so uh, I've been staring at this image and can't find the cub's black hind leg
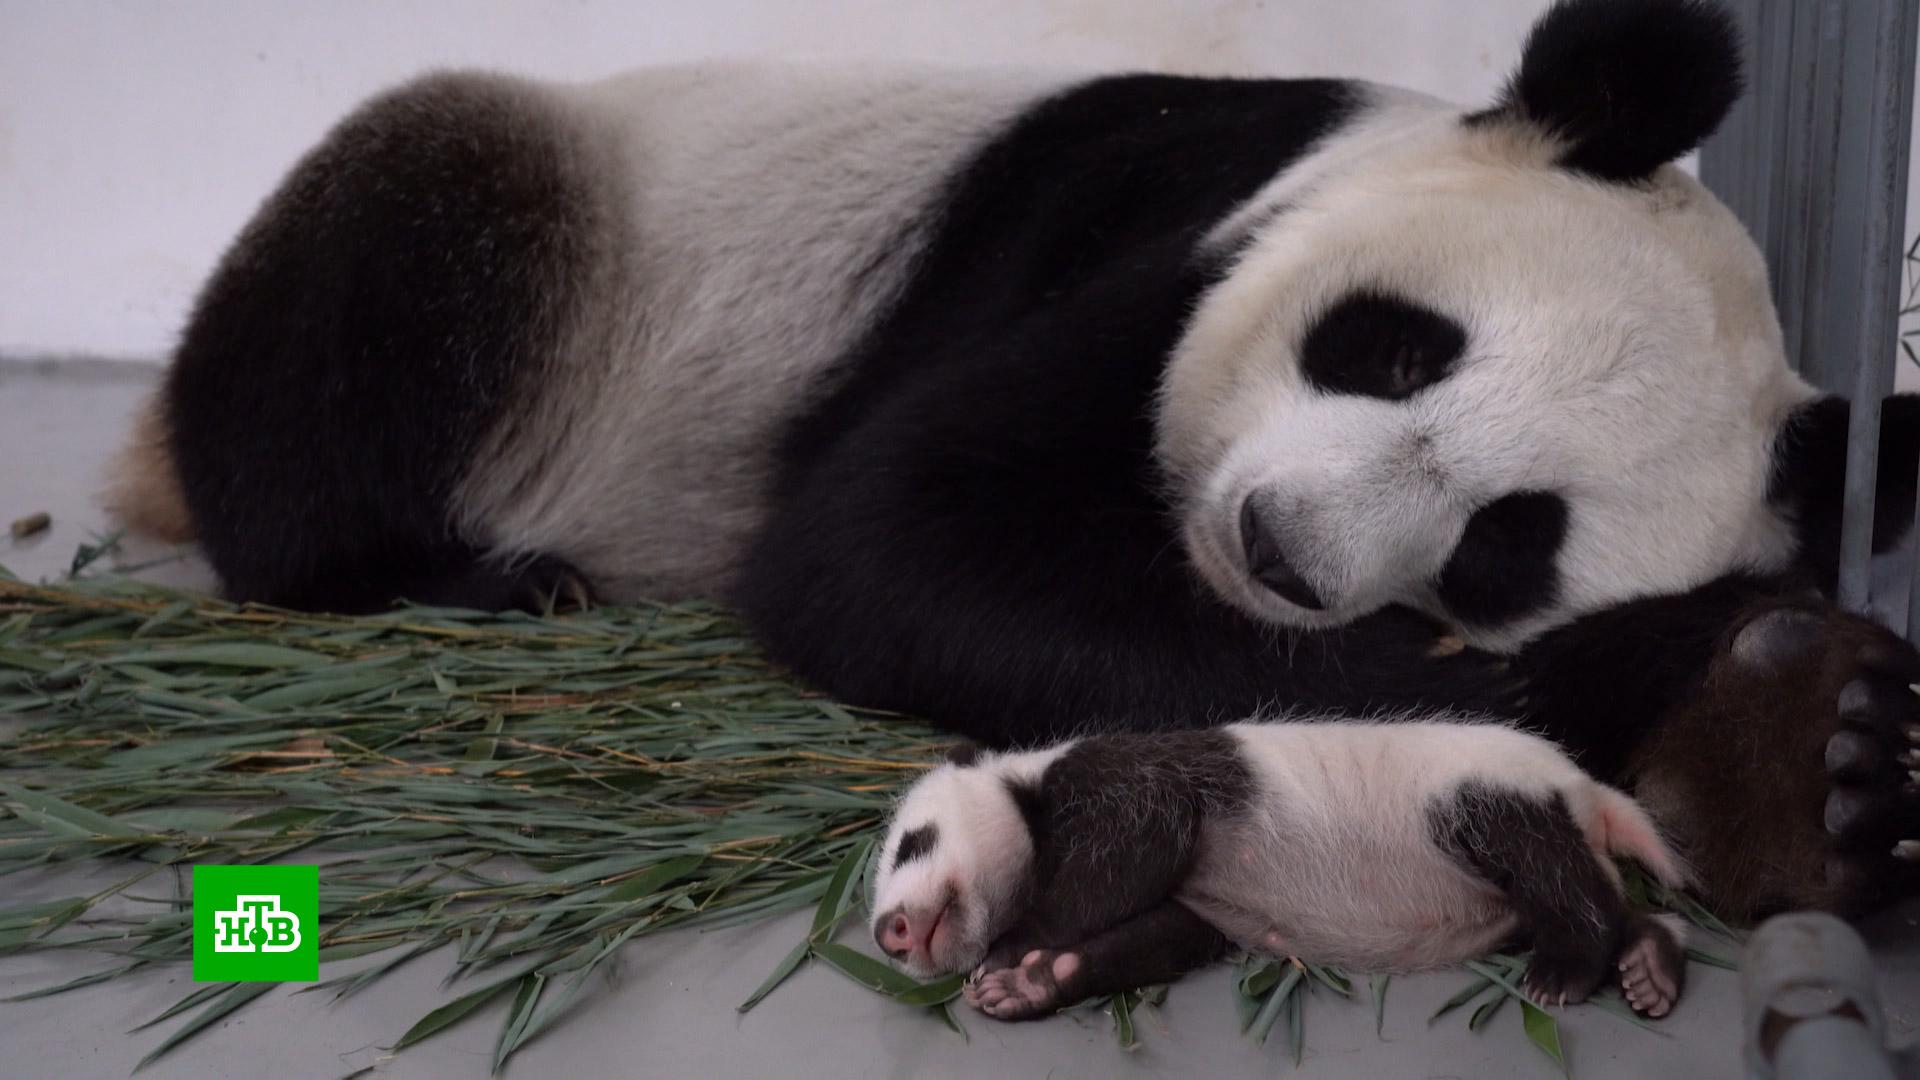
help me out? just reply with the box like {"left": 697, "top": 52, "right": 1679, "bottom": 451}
{"left": 1431, "top": 784, "right": 1629, "bottom": 1007}
{"left": 164, "top": 72, "right": 599, "bottom": 614}
{"left": 965, "top": 900, "right": 1227, "bottom": 1021}
{"left": 1617, "top": 914, "right": 1686, "bottom": 1018}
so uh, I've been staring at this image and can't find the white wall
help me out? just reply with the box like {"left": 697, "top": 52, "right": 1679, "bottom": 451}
{"left": 8, "top": 0, "right": 1912, "bottom": 378}
{"left": 0, "top": 0, "right": 1551, "bottom": 360}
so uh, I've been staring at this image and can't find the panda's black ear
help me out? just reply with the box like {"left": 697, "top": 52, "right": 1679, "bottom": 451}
{"left": 945, "top": 740, "right": 984, "bottom": 767}
{"left": 1490, "top": 0, "right": 1743, "bottom": 182}
{"left": 1768, "top": 394, "right": 1920, "bottom": 590}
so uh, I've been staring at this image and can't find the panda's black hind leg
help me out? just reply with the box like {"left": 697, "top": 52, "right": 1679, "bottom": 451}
{"left": 1430, "top": 783, "right": 1629, "bottom": 1008}
{"left": 162, "top": 72, "right": 598, "bottom": 616}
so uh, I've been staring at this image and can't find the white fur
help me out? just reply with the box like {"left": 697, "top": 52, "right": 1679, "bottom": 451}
{"left": 453, "top": 63, "right": 1072, "bottom": 600}
{"left": 1185, "top": 720, "right": 1683, "bottom": 971}
{"left": 1161, "top": 87, "right": 1814, "bottom": 650}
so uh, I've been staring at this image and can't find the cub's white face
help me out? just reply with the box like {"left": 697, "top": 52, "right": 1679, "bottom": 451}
{"left": 868, "top": 757, "right": 1036, "bottom": 979}
{"left": 1160, "top": 98, "right": 1813, "bottom": 651}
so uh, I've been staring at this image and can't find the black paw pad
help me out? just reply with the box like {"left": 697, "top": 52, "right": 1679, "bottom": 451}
{"left": 1729, "top": 608, "right": 1826, "bottom": 672}
{"left": 1823, "top": 676, "right": 1920, "bottom": 853}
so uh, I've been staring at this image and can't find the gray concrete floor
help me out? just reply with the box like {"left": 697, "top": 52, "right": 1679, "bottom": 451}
{"left": 2, "top": 358, "right": 1918, "bottom": 1080}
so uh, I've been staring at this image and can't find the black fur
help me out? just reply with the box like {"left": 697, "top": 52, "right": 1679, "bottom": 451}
{"left": 992, "top": 730, "right": 1251, "bottom": 958}
{"left": 969, "top": 900, "right": 1226, "bottom": 1021}
{"left": 164, "top": 73, "right": 598, "bottom": 613}
{"left": 738, "top": 76, "right": 1535, "bottom": 745}
{"left": 892, "top": 823, "right": 938, "bottom": 869}
{"left": 1768, "top": 394, "right": 1920, "bottom": 593}
{"left": 1299, "top": 291, "right": 1468, "bottom": 400}
{"left": 1488, "top": 0, "right": 1743, "bottom": 182}
{"left": 1434, "top": 491, "right": 1568, "bottom": 628}
{"left": 1429, "top": 784, "right": 1632, "bottom": 1004}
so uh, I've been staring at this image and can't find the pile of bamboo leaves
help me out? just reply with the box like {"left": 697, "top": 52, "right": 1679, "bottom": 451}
{"left": 0, "top": 567, "right": 1732, "bottom": 1075}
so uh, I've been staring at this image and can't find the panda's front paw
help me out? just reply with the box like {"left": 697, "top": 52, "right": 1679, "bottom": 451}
{"left": 1638, "top": 601, "right": 1920, "bottom": 917}
{"left": 1821, "top": 666, "right": 1920, "bottom": 898}
{"left": 964, "top": 949, "right": 1081, "bottom": 1021}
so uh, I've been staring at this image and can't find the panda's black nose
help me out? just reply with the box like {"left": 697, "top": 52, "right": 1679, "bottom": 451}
{"left": 1240, "top": 496, "right": 1325, "bottom": 611}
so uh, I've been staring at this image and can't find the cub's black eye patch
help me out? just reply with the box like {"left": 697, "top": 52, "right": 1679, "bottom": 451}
{"left": 1436, "top": 491, "right": 1567, "bottom": 626}
{"left": 1300, "top": 291, "right": 1468, "bottom": 400}
{"left": 892, "top": 823, "right": 938, "bottom": 869}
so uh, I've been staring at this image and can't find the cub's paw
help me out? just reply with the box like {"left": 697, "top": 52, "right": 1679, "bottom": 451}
{"left": 964, "top": 949, "right": 1081, "bottom": 1021}
{"left": 1522, "top": 947, "right": 1609, "bottom": 1009}
{"left": 1617, "top": 915, "right": 1686, "bottom": 1019}
{"left": 1642, "top": 601, "right": 1920, "bottom": 916}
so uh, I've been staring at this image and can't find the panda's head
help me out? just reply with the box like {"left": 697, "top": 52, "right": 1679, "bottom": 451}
{"left": 1161, "top": 0, "right": 1814, "bottom": 651}
{"left": 869, "top": 745, "right": 1039, "bottom": 979}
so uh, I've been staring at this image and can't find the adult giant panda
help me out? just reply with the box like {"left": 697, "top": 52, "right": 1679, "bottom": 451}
{"left": 112, "top": 0, "right": 1920, "bottom": 918}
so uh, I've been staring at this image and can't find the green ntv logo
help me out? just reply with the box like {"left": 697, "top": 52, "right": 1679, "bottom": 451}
{"left": 192, "top": 865, "right": 318, "bottom": 982}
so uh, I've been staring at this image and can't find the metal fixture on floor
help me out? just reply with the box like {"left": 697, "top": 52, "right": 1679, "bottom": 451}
{"left": 1742, "top": 913, "right": 1916, "bottom": 1079}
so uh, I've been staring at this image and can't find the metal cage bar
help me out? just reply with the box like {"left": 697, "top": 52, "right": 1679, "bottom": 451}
{"left": 1699, "top": 0, "right": 1918, "bottom": 632}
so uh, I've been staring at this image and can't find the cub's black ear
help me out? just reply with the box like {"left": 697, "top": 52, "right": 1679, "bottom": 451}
{"left": 1769, "top": 394, "right": 1920, "bottom": 591}
{"left": 945, "top": 740, "right": 984, "bottom": 767}
{"left": 1490, "top": 0, "right": 1743, "bottom": 182}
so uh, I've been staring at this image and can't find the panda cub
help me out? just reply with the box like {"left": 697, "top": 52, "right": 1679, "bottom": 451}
{"left": 870, "top": 721, "right": 1690, "bottom": 1021}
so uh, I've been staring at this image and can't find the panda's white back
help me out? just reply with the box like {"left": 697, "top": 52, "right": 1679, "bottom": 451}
{"left": 453, "top": 64, "right": 1073, "bottom": 600}
{"left": 1182, "top": 721, "right": 1598, "bottom": 970}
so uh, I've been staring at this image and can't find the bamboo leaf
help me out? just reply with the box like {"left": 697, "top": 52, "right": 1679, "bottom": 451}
{"left": 1371, "top": 973, "right": 1389, "bottom": 1037}
{"left": 1246, "top": 965, "right": 1302, "bottom": 1044}
{"left": 1430, "top": 974, "right": 1495, "bottom": 1024}
{"left": 0, "top": 785, "right": 144, "bottom": 838}
{"left": 810, "top": 835, "right": 875, "bottom": 943}
{"left": 392, "top": 976, "right": 523, "bottom": 1051}
{"left": 1521, "top": 1001, "right": 1569, "bottom": 1076}
{"left": 811, "top": 942, "right": 921, "bottom": 995}
{"left": 134, "top": 982, "right": 275, "bottom": 1072}
{"left": 738, "top": 939, "right": 811, "bottom": 1013}
{"left": 1112, "top": 990, "right": 1138, "bottom": 1052}
{"left": 892, "top": 973, "right": 965, "bottom": 1007}
{"left": 1469, "top": 990, "right": 1508, "bottom": 1031}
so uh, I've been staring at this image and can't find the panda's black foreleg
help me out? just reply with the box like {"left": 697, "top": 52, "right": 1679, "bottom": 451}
{"left": 965, "top": 899, "right": 1228, "bottom": 1021}
{"left": 1430, "top": 783, "right": 1630, "bottom": 1008}
{"left": 391, "top": 551, "right": 595, "bottom": 615}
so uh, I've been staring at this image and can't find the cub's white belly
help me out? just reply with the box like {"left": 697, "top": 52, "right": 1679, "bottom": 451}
{"left": 1177, "top": 806, "right": 1518, "bottom": 971}
{"left": 1174, "top": 719, "right": 1596, "bottom": 970}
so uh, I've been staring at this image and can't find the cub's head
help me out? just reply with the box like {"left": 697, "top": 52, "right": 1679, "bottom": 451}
{"left": 1161, "top": 0, "right": 1849, "bottom": 651}
{"left": 869, "top": 744, "right": 1037, "bottom": 979}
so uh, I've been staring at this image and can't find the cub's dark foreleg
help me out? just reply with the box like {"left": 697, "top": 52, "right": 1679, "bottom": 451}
{"left": 966, "top": 900, "right": 1227, "bottom": 1021}
{"left": 164, "top": 73, "right": 599, "bottom": 614}
{"left": 988, "top": 731, "right": 1251, "bottom": 965}
{"left": 1431, "top": 784, "right": 1631, "bottom": 1008}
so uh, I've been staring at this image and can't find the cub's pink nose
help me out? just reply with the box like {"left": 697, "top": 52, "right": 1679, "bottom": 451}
{"left": 877, "top": 912, "right": 915, "bottom": 958}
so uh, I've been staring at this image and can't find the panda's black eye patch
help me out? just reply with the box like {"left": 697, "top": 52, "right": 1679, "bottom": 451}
{"left": 1435, "top": 490, "right": 1568, "bottom": 627}
{"left": 893, "top": 823, "right": 938, "bottom": 869}
{"left": 1299, "top": 291, "right": 1468, "bottom": 400}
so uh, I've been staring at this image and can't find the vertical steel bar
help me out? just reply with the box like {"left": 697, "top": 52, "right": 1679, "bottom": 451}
{"left": 1702, "top": 0, "right": 1917, "bottom": 623}
{"left": 1836, "top": 1, "right": 1916, "bottom": 614}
